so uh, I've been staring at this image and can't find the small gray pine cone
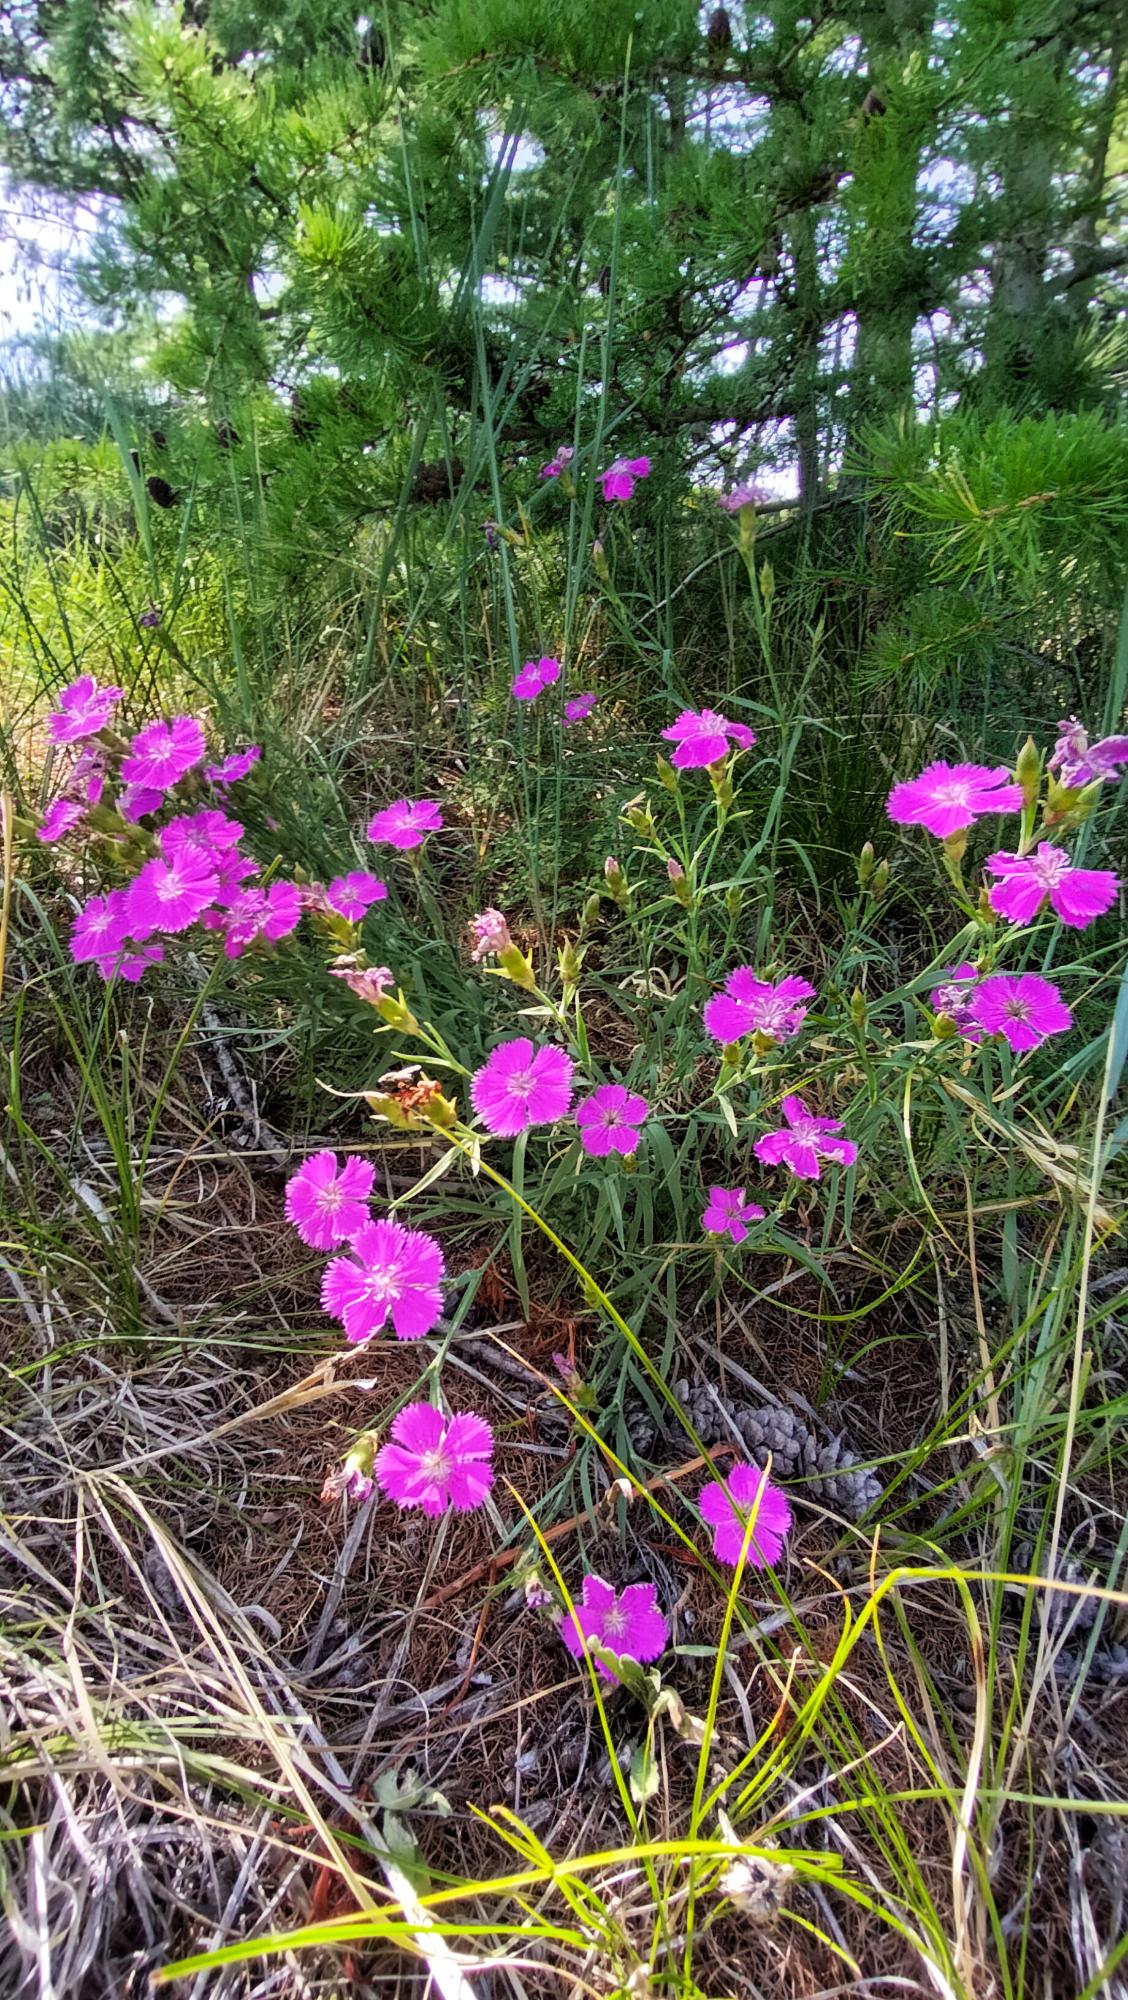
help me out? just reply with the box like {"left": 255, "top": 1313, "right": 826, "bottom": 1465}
{"left": 672, "top": 1382, "right": 882, "bottom": 1522}
{"left": 1053, "top": 1642, "right": 1128, "bottom": 1685}
{"left": 620, "top": 1393, "right": 659, "bottom": 1457}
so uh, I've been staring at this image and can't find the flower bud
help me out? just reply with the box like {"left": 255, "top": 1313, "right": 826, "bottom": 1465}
{"left": 850, "top": 987, "right": 866, "bottom": 1030}
{"left": 857, "top": 841, "right": 875, "bottom": 889}
{"left": 931, "top": 1009, "right": 960, "bottom": 1041}
{"left": 1015, "top": 734, "right": 1041, "bottom": 810}
{"left": 558, "top": 937, "right": 584, "bottom": 986}
{"left": 623, "top": 802, "right": 656, "bottom": 838}
{"left": 726, "top": 884, "right": 743, "bottom": 922}
{"left": 603, "top": 856, "right": 630, "bottom": 907}
{"left": 758, "top": 559, "right": 775, "bottom": 603}
{"left": 870, "top": 859, "right": 890, "bottom": 898}
{"left": 708, "top": 762, "right": 735, "bottom": 810}
{"left": 581, "top": 891, "right": 603, "bottom": 928}
{"left": 497, "top": 941, "right": 537, "bottom": 991}
{"left": 655, "top": 755, "right": 680, "bottom": 794}
{"left": 592, "top": 536, "right": 609, "bottom": 581}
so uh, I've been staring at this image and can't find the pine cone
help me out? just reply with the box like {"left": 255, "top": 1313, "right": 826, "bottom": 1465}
{"left": 672, "top": 1381, "right": 881, "bottom": 1523}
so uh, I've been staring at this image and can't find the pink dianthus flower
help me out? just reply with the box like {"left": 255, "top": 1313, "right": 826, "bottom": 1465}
{"left": 967, "top": 973, "right": 1072, "bottom": 1052}
{"left": 71, "top": 890, "right": 131, "bottom": 964}
{"left": 717, "top": 483, "right": 771, "bottom": 512}
{"left": 329, "top": 961, "right": 394, "bottom": 1004}
{"left": 120, "top": 784, "right": 165, "bottom": 823}
{"left": 127, "top": 847, "right": 219, "bottom": 937}
{"left": 886, "top": 760, "right": 1024, "bottom": 838}
{"left": 98, "top": 941, "right": 164, "bottom": 984}
{"left": 284, "top": 1150, "right": 375, "bottom": 1250}
{"left": 511, "top": 655, "right": 561, "bottom": 703}
{"left": 46, "top": 674, "right": 123, "bottom": 745}
{"left": 701, "top": 1186, "right": 766, "bottom": 1244}
{"left": 754, "top": 1095, "right": 857, "bottom": 1182}
{"left": 600, "top": 456, "right": 650, "bottom": 503}
{"left": 984, "top": 844, "right": 1118, "bottom": 930}
{"left": 375, "top": 1403, "right": 494, "bottom": 1517}
{"left": 120, "top": 716, "right": 206, "bottom": 792}
{"left": 575, "top": 1083, "right": 648, "bottom": 1157}
{"left": 205, "top": 745, "right": 261, "bottom": 787}
{"left": 162, "top": 809, "right": 245, "bottom": 856}
{"left": 327, "top": 872, "right": 389, "bottom": 921}
{"left": 699, "top": 1464, "right": 791, "bottom": 1568}
{"left": 704, "top": 970, "right": 815, "bottom": 1046}
{"left": 540, "top": 445, "right": 574, "bottom": 480}
{"left": 930, "top": 961, "right": 980, "bottom": 1034}
{"left": 661, "top": 708, "right": 756, "bottom": 769}
{"left": 367, "top": 799, "right": 443, "bottom": 849}
{"left": 471, "top": 1037, "right": 575, "bottom": 1137}
{"left": 559, "top": 1574, "right": 668, "bottom": 1680}
{"left": 468, "top": 908, "right": 512, "bottom": 961}
{"left": 321, "top": 1217, "right": 445, "bottom": 1343}
{"left": 563, "top": 693, "right": 597, "bottom": 725}
{"left": 36, "top": 798, "right": 86, "bottom": 844}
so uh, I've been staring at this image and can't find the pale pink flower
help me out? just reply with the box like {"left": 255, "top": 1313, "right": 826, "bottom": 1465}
{"left": 119, "top": 784, "right": 165, "bottom": 823}
{"left": 540, "top": 445, "right": 574, "bottom": 479}
{"left": 468, "top": 908, "right": 512, "bottom": 961}
{"left": 329, "top": 962, "right": 394, "bottom": 1004}
{"left": 699, "top": 1464, "right": 791, "bottom": 1568}
{"left": 559, "top": 1574, "right": 667, "bottom": 1679}
{"left": 717, "top": 483, "right": 771, "bottom": 512}
{"left": 284, "top": 1150, "right": 375, "bottom": 1250}
{"left": 968, "top": 973, "right": 1072, "bottom": 1052}
{"left": 886, "top": 761, "right": 1024, "bottom": 838}
{"left": 221, "top": 882, "right": 301, "bottom": 957}
{"left": 704, "top": 970, "right": 815, "bottom": 1045}
{"left": 1048, "top": 719, "right": 1128, "bottom": 789}
{"left": 754, "top": 1095, "right": 857, "bottom": 1182}
{"left": 661, "top": 708, "right": 756, "bottom": 769}
{"left": 984, "top": 844, "right": 1118, "bottom": 930}
{"left": 511, "top": 655, "right": 561, "bottom": 703}
{"left": 563, "top": 693, "right": 597, "bottom": 725}
{"left": 367, "top": 799, "right": 443, "bottom": 849}
{"left": 701, "top": 1186, "right": 766, "bottom": 1244}
{"left": 327, "top": 872, "right": 389, "bottom": 921}
{"left": 205, "top": 745, "right": 261, "bottom": 787}
{"left": 321, "top": 1217, "right": 445, "bottom": 1343}
{"left": 471, "top": 1037, "right": 575, "bottom": 1137}
{"left": 127, "top": 848, "right": 219, "bottom": 937}
{"left": 36, "top": 798, "right": 86, "bottom": 844}
{"left": 930, "top": 961, "right": 980, "bottom": 1034}
{"left": 575, "top": 1083, "right": 648, "bottom": 1157}
{"left": 71, "top": 890, "right": 131, "bottom": 964}
{"left": 600, "top": 456, "right": 650, "bottom": 503}
{"left": 46, "top": 674, "right": 123, "bottom": 744}
{"left": 375, "top": 1403, "right": 494, "bottom": 1516}
{"left": 120, "top": 716, "right": 206, "bottom": 791}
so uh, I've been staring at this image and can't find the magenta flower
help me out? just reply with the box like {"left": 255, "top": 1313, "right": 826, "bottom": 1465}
{"left": 120, "top": 716, "right": 206, "bottom": 792}
{"left": 1048, "top": 718, "right": 1128, "bottom": 789}
{"left": 163, "top": 809, "right": 245, "bottom": 855}
{"left": 375, "top": 1403, "right": 494, "bottom": 1517}
{"left": 36, "top": 798, "right": 86, "bottom": 844}
{"left": 329, "top": 961, "right": 394, "bottom": 1004}
{"left": 205, "top": 745, "right": 262, "bottom": 787}
{"left": 563, "top": 693, "right": 597, "bottom": 726}
{"left": 754, "top": 1095, "right": 857, "bottom": 1182}
{"left": 559, "top": 1575, "right": 668, "bottom": 1680}
{"left": 575, "top": 1083, "right": 648, "bottom": 1157}
{"left": 327, "top": 872, "right": 389, "bottom": 921}
{"left": 127, "top": 848, "right": 219, "bottom": 937}
{"left": 222, "top": 881, "right": 301, "bottom": 957}
{"left": 367, "top": 799, "right": 443, "bottom": 849}
{"left": 321, "top": 1217, "right": 445, "bottom": 1343}
{"left": 540, "top": 445, "right": 574, "bottom": 480}
{"left": 699, "top": 1464, "right": 791, "bottom": 1569}
{"left": 704, "top": 970, "right": 815, "bottom": 1046}
{"left": 511, "top": 655, "right": 561, "bottom": 703}
{"left": 284, "top": 1150, "right": 375, "bottom": 1250}
{"left": 600, "top": 456, "right": 650, "bottom": 503}
{"left": 119, "top": 784, "right": 165, "bottom": 823}
{"left": 138, "top": 603, "right": 162, "bottom": 629}
{"left": 930, "top": 961, "right": 980, "bottom": 1034}
{"left": 886, "top": 761, "right": 1024, "bottom": 838}
{"left": 471, "top": 1037, "right": 575, "bottom": 1137}
{"left": 984, "top": 844, "right": 1118, "bottom": 930}
{"left": 717, "top": 483, "right": 771, "bottom": 513}
{"left": 211, "top": 848, "right": 259, "bottom": 904}
{"left": 71, "top": 890, "right": 131, "bottom": 964}
{"left": 661, "top": 708, "right": 756, "bottom": 769}
{"left": 98, "top": 941, "right": 164, "bottom": 984}
{"left": 46, "top": 674, "right": 123, "bottom": 745}
{"left": 701, "top": 1186, "right": 766, "bottom": 1244}
{"left": 968, "top": 973, "right": 1072, "bottom": 1052}
{"left": 468, "top": 908, "right": 512, "bottom": 961}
